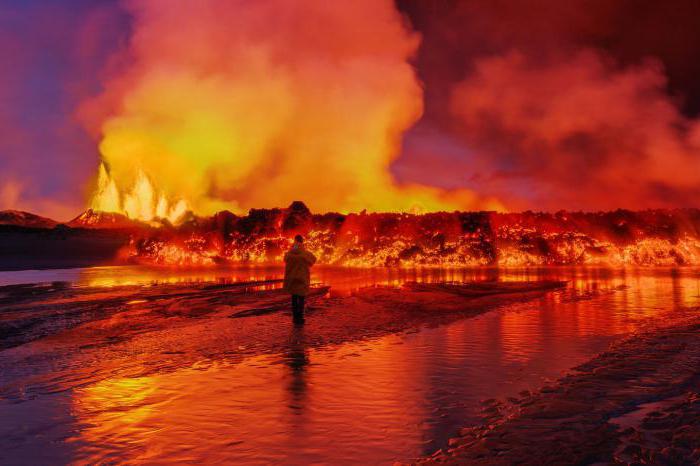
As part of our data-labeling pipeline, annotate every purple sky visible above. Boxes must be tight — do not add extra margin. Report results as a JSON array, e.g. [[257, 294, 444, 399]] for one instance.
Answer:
[[0, 0, 129, 219]]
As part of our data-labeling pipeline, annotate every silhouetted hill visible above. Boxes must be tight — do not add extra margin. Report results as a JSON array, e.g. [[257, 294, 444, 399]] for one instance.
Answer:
[[0, 210, 58, 229]]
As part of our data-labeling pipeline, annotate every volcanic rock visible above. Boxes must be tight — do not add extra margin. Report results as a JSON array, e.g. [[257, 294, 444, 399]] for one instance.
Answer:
[[6, 205, 700, 268]]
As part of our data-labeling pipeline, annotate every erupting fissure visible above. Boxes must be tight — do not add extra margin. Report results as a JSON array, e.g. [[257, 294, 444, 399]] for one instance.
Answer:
[[91, 162, 189, 223]]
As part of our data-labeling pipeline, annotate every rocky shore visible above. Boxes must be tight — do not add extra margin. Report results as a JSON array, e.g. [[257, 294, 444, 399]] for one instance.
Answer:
[[412, 314, 700, 465]]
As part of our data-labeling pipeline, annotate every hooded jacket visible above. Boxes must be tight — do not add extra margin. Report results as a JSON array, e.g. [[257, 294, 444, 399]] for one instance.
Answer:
[[283, 245, 317, 296]]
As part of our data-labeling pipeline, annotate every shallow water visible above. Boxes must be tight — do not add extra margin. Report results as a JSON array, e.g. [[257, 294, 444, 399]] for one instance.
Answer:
[[1, 267, 699, 465]]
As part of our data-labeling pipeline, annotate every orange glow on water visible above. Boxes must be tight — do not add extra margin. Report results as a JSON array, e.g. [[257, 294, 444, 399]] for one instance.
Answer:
[[2, 266, 699, 464]]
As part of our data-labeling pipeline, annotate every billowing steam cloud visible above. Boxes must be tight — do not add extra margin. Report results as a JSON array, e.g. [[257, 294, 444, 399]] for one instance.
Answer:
[[399, 0, 700, 211], [449, 50, 700, 210], [3, 0, 699, 220], [84, 0, 500, 220]]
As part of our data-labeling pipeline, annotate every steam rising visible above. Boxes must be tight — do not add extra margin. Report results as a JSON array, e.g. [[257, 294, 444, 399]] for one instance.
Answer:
[[5, 0, 697, 219], [86, 0, 499, 220], [401, 0, 700, 211], [449, 51, 700, 210]]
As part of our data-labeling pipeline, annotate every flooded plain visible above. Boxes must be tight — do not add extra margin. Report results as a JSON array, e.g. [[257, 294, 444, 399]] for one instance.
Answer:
[[1, 266, 699, 465]]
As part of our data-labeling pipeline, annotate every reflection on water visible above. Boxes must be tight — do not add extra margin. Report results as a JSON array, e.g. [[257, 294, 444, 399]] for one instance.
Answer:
[[285, 326, 310, 410], [2, 264, 700, 300], [1, 267, 700, 465]]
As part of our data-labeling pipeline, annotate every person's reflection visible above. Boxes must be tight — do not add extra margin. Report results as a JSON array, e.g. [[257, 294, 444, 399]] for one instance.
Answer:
[[280, 328, 310, 466], [670, 267, 683, 310], [285, 325, 309, 412]]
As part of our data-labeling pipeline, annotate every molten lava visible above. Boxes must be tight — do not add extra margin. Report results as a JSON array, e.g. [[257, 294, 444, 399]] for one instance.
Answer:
[[100, 202, 700, 267], [91, 163, 189, 223]]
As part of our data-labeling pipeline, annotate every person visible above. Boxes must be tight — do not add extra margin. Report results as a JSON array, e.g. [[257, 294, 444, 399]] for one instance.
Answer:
[[283, 234, 317, 324]]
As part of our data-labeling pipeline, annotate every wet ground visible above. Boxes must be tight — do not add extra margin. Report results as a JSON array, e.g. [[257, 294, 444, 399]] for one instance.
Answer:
[[1, 266, 699, 465], [418, 314, 700, 465]]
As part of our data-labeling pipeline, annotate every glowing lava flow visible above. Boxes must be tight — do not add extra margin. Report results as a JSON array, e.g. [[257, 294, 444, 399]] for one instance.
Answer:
[[100, 203, 700, 267], [91, 163, 189, 223]]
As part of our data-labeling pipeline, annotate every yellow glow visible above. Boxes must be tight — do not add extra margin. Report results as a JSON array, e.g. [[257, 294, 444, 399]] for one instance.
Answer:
[[84, 0, 502, 218], [91, 162, 189, 223]]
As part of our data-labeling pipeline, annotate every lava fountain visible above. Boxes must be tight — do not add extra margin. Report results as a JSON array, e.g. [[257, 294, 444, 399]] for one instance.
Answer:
[[91, 162, 189, 223]]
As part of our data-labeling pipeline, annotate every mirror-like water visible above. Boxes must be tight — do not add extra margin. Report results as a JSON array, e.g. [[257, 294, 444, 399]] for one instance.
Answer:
[[1, 266, 699, 465]]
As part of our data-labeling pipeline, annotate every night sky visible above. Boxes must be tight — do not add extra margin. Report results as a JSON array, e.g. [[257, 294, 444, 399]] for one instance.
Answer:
[[2, 0, 700, 219]]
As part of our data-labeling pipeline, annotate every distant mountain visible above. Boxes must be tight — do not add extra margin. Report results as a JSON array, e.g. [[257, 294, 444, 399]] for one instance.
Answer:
[[67, 209, 145, 229], [0, 210, 58, 229], [0, 210, 132, 271]]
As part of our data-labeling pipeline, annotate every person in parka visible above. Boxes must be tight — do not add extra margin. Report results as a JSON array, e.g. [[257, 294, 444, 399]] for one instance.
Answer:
[[283, 235, 317, 324]]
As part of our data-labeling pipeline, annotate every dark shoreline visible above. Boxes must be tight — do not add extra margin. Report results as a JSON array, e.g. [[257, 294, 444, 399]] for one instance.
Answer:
[[412, 314, 700, 465], [0, 225, 128, 271]]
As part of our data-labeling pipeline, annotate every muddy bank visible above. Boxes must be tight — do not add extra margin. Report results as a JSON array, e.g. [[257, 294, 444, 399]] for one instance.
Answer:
[[413, 314, 700, 465], [0, 279, 564, 400]]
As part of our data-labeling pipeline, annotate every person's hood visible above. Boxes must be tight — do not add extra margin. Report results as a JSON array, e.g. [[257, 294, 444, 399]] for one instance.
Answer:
[[288, 246, 306, 255]]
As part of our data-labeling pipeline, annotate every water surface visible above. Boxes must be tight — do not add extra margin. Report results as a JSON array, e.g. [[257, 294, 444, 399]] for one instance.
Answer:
[[1, 266, 699, 465]]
